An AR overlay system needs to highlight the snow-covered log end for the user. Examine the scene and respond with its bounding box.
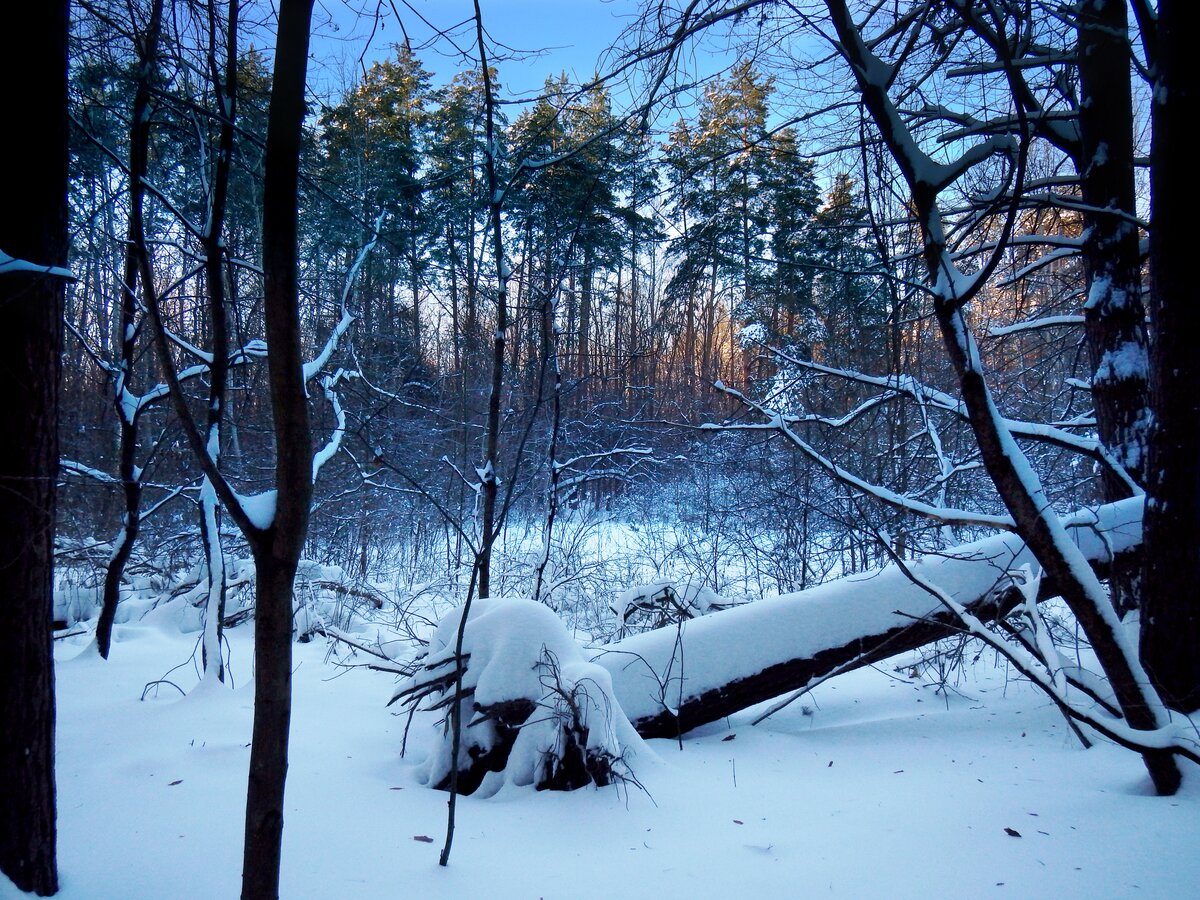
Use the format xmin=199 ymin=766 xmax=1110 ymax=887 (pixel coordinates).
xmin=392 ymin=598 xmax=648 ymax=797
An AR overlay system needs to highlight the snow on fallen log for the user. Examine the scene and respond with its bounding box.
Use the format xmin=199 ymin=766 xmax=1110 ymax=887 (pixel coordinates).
xmin=593 ymin=497 xmax=1143 ymax=739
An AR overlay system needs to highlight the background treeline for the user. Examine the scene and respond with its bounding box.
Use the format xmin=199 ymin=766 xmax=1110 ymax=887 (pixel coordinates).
xmin=60 ymin=3 xmax=1100 ymax=613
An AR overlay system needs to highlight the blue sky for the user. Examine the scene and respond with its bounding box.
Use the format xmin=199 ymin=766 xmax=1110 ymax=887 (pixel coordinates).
xmin=312 ymin=0 xmax=647 ymax=101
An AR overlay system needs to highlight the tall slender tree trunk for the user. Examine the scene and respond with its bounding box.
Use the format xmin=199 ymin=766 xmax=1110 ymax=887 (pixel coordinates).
xmin=241 ymin=1 xmax=315 ymax=896
xmin=96 ymin=0 xmax=164 ymax=659
xmin=476 ymin=120 xmax=508 ymax=600
xmin=0 ymin=1 xmax=68 ymax=893
xmin=578 ymin=258 xmax=593 ymax=393
xmin=409 ymin=221 xmax=422 ymax=358
xmin=199 ymin=0 xmax=240 ymax=683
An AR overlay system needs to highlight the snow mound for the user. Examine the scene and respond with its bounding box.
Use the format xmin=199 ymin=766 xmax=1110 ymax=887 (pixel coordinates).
xmin=393 ymin=598 xmax=647 ymax=796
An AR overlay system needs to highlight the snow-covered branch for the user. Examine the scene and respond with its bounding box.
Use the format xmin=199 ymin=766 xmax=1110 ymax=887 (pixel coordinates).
xmin=0 ymin=248 xmax=74 ymax=280
xmin=988 ymin=314 xmax=1085 ymax=337
xmin=312 ymin=372 xmax=349 ymax=483
xmin=754 ymin=342 xmax=1137 ymax=495
xmin=303 ymin=212 xmax=383 ymax=382
xmin=712 ymin=379 xmax=1017 ymax=531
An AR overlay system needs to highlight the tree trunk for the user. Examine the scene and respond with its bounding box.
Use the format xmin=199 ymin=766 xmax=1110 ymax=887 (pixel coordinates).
xmin=96 ymin=0 xmax=163 ymax=659
xmin=475 ymin=64 xmax=509 ymax=601
xmin=198 ymin=0 xmax=239 ymax=683
xmin=241 ymin=2 xmax=315 ymax=897
xmin=0 ymin=1 xmax=67 ymax=893
xmin=578 ymin=260 xmax=593 ymax=395
xmin=240 ymin=548 xmax=300 ymax=900
xmin=199 ymin=482 xmax=227 ymax=682
xmin=96 ymin=474 xmax=139 ymax=658
xmin=1075 ymin=0 xmax=1149 ymax=616
xmin=596 ymin=500 xmax=1142 ymax=738
xmin=1141 ymin=0 xmax=1200 ymax=713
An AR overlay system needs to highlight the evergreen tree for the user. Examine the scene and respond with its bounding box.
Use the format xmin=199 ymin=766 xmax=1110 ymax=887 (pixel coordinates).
xmin=761 ymin=128 xmax=821 ymax=348
xmin=810 ymin=173 xmax=883 ymax=368
xmin=317 ymin=44 xmax=433 ymax=376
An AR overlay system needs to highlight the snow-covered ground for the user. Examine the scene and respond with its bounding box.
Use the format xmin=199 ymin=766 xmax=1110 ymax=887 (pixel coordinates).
xmin=7 ymin=616 xmax=1199 ymax=899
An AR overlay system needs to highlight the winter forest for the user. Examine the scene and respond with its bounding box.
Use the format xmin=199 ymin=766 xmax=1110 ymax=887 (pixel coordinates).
xmin=2 ymin=0 xmax=1198 ymax=897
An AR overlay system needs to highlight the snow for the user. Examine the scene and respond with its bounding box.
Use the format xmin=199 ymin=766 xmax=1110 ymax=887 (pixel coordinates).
xmin=0 ymin=248 xmax=74 ymax=279
xmin=1094 ymin=341 xmax=1149 ymax=385
xmin=988 ymin=314 xmax=1084 ymax=337
xmin=431 ymin=599 xmax=584 ymax=710
xmin=11 ymin=616 xmax=1199 ymax=900
xmin=311 ymin=375 xmax=346 ymax=482
xmin=1084 ymin=274 xmax=1110 ymax=310
xmin=235 ymin=489 xmax=277 ymax=531
xmin=397 ymin=598 xmax=646 ymax=794
xmin=738 ymin=322 xmax=768 ymax=348
xmin=933 ymin=258 xmax=979 ymax=304
xmin=596 ymin=498 xmax=1144 ymax=726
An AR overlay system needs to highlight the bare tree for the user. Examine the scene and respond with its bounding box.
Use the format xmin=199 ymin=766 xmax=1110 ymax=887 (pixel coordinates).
xmin=123 ymin=0 xmax=316 ymax=894
xmin=92 ymin=0 xmax=165 ymax=661
xmin=237 ymin=5 xmax=315 ymax=892
xmin=618 ymin=0 xmax=1184 ymax=792
xmin=822 ymin=0 xmax=1179 ymax=793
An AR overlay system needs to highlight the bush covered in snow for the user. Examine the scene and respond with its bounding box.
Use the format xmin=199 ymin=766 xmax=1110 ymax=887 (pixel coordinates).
xmin=610 ymin=579 xmax=737 ymax=638
xmin=393 ymin=598 xmax=647 ymax=796
xmin=52 ymin=552 xmax=393 ymax=640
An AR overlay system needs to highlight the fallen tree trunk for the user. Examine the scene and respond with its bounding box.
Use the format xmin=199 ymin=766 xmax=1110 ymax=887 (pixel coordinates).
xmin=593 ymin=498 xmax=1143 ymax=740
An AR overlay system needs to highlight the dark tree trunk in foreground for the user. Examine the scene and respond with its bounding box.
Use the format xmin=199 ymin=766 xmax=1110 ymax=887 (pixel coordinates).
xmin=1076 ymin=0 xmax=1148 ymax=493
xmin=475 ymin=29 xmax=508 ymax=602
xmin=1142 ymin=0 xmax=1200 ymax=713
xmin=240 ymin=2 xmax=315 ymax=898
xmin=0 ymin=1 xmax=68 ymax=894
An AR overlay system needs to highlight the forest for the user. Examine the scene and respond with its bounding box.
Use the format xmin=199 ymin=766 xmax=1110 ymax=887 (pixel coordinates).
xmin=1 ymin=1 xmax=1197 ymax=898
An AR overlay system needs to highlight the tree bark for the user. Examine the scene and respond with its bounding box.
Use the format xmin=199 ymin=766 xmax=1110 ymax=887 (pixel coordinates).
xmin=0 ymin=1 xmax=68 ymax=893
xmin=1141 ymin=0 xmax=1200 ymax=713
xmin=1076 ymin=0 xmax=1148 ymax=491
xmin=1075 ymin=0 xmax=1149 ymax=616
xmin=241 ymin=1 xmax=315 ymax=897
